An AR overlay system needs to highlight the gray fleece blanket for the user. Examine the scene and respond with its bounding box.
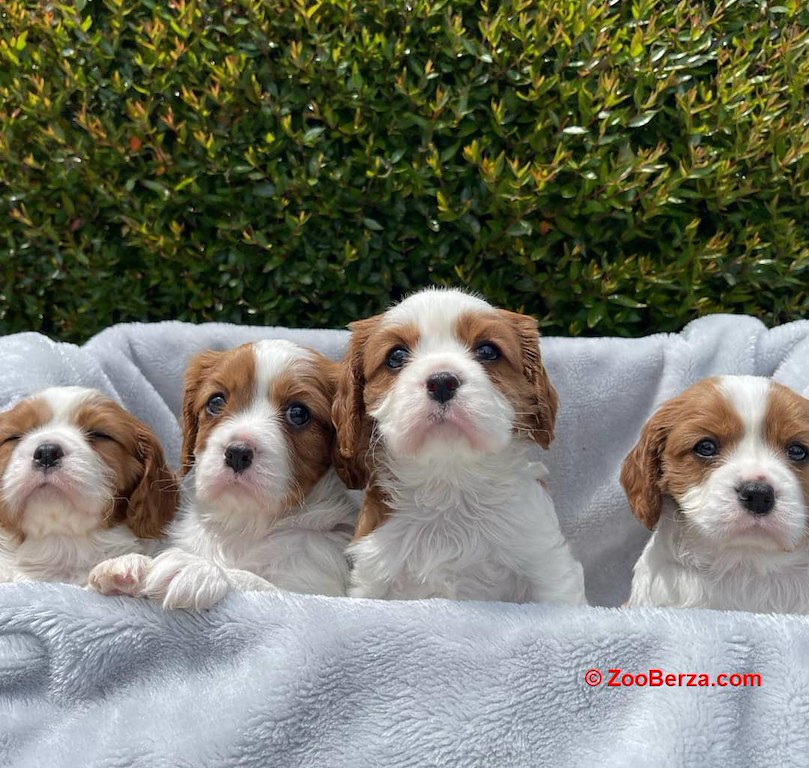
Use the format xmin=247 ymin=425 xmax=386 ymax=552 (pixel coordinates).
xmin=2 ymin=314 xmax=809 ymax=767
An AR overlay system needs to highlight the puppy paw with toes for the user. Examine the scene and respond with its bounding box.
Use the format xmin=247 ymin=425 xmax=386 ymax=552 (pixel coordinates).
xmin=88 ymin=554 xmax=152 ymax=596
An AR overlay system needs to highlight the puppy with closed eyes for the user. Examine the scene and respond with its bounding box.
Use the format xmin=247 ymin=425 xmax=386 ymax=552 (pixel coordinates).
xmin=90 ymin=339 xmax=356 ymax=609
xmin=333 ymin=288 xmax=586 ymax=604
xmin=623 ymin=375 xmax=809 ymax=613
xmin=0 ymin=387 xmax=178 ymax=585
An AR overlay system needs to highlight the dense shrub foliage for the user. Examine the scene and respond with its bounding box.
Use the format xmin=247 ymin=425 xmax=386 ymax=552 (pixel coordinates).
xmin=1 ymin=0 xmax=808 ymax=342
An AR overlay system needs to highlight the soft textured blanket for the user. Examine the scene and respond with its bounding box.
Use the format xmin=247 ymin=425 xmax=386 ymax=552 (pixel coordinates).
xmin=1 ymin=314 xmax=809 ymax=766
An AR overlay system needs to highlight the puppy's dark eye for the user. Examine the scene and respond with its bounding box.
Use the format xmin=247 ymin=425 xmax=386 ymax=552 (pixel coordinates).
xmin=386 ymin=346 xmax=410 ymax=370
xmin=1 ymin=435 xmax=21 ymax=447
xmin=788 ymin=443 xmax=808 ymax=462
xmin=286 ymin=403 xmax=310 ymax=427
xmin=694 ymin=439 xmax=719 ymax=458
xmin=475 ymin=342 xmax=501 ymax=362
xmin=206 ymin=393 xmax=227 ymax=416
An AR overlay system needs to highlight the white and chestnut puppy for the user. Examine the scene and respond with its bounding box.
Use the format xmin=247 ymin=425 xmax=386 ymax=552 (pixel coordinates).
xmin=333 ymin=288 xmax=586 ymax=603
xmin=623 ymin=375 xmax=809 ymax=613
xmin=90 ymin=339 xmax=356 ymax=609
xmin=0 ymin=387 xmax=178 ymax=585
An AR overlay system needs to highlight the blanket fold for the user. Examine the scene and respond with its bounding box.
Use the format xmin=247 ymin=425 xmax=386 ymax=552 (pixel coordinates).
xmin=1 ymin=584 xmax=807 ymax=767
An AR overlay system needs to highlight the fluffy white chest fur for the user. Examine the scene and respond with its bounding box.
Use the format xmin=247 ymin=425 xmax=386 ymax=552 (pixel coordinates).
xmin=0 ymin=526 xmax=154 ymax=586
xmin=349 ymin=447 xmax=586 ymax=603
xmin=167 ymin=469 xmax=356 ymax=597
xmin=630 ymin=511 xmax=809 ymax=613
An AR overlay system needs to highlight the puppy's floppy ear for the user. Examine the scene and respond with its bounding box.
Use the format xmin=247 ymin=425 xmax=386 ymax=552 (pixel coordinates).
xmin=125 ymin=422 xmax=180 ymax=539
xmin=310 ymin=353 xmax=344 ymax=473
xmin=500 ymin=309 xmax=559 ymax=449
xmin=180 ymin=350 xmax=222 ymax=476
xmin=0 ymin=404 xmax=24 ymax=539
xmin=620 ymin=406 xmax=673 ymax=530
xmin=353 ymin=485 xmax=392 ymax=541
xmin=331 ymin=316 xmax=379 ymax=490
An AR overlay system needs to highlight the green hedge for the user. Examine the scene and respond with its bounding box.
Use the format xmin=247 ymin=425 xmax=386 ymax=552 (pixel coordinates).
xmin=1 ymin=0 xmax=808 ymax=342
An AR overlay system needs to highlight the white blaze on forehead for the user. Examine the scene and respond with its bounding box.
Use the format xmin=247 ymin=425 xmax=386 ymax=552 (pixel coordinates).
xmin=383 ymin=289 xmax=494 ymax=328
xmin=37 ymin=387 xmax=105 ymax=424
xmin=382 ymin=289 xmax=497 ymax=352
xmin=717 ymin=375 xmax=772 ymax=445
xmin=251 ymin=339 xmax=314 ymax=402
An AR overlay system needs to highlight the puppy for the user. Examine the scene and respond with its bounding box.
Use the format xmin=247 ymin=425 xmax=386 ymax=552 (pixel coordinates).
xmin=622 ymin=375 xmax=809 ymax=612
xmin=0 ymin=387 xmax=178 ymax=585
xmin=333 ymin=288 xmax=586 ymax=603
xmin=90 ymin=339 xmax=356 ymax=609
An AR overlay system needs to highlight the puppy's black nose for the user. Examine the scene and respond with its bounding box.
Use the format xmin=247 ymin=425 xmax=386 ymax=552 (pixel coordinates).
xmin=426 ymin=372 xmax=461 ymax=404
xmin=738 ymin=482 xmax=775 ymax=516
xmin=33 ymin=443 xmax=64 ymax=469
xmin=224 ymin=443 xmax=254 ymax=474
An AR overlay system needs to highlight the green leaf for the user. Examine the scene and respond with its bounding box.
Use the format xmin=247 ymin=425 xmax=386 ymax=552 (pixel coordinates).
xmin=253 ymin=182 xmax=276 ymax=198
xmin=627 ymin=111 xmax=657 ymax=128
xmin=140 ymin=180 xmax=170 ymax=198
xmin=302 ymin=126 xmax=326 ymax=144
xmin=506 ymin=220 xmax=533 ymax=237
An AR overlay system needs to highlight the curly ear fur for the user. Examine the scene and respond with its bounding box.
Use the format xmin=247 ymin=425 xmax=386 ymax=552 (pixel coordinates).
xmin=620 ymin=407 xmax=673 ymax=530
xmin=180 ymin=350 xmax=222 ymax=476
xmin=123 ymin=422 xmax=180 ymax=539
xmin=500 ymin=310 xmax=559 ymax=449
xmin=353 ymin=484 xmax=392 ymax=541
xmin=331 ymin=317 xmax=380 ymax=490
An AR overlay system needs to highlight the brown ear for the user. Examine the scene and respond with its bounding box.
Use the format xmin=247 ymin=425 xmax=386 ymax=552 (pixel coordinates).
xmin=619 ymin=407 xmax=672 ymax=530
xmin=125 ymin=423 xmax=180 ymax=539
xmin=0 ymin=406 xmax=24 ymax=539
xmin=501 ymin=310 xmax=559 ymax=449
xmin=353 ymin=484 xmax=392 ymax=541
xmin=311 ymin=354 xmax=350 ymax=487
xmin=331 ymin=316 xmax=379 ymax=490
xmin=180 ymin=350 xmax=221 ymax=475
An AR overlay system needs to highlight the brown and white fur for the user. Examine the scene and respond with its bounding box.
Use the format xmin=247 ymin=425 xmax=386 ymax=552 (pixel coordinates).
xmin=90 ymin=339 xmax=356 ymax=609
xmin=0 ymin=386 xmax=178 ymax=585
xmin=622 ymin=375 xmax=809 ymax=613
xmin=333 ymin=288 xmax=586 ymax=604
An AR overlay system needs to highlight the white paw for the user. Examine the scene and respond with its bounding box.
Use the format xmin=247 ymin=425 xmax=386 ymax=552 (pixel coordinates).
xmin=142 ymin=550 xmax=230 ymax=611
xmin=88 ymin=554 xmax=152 ymax=596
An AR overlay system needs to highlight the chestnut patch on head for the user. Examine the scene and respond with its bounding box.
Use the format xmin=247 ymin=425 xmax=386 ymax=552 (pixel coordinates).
xmin=455 ymin=309 xmax=558 ymax=448
xmin=181 ymin=345 xmax=257 ymax=474
xmin=361 ymin=322 xmax=421 ymax=414
xmin=658 ymin=386 xmax=744 ymax=501
xmin=0 ymin=397 xmax=53 ymax=535
xmin=74 ymin=396 xmax=179 ymax=538
xmin=332 ymin=316 xmax=421 ymax=489
xmin=620 ymin=378 xmax=744 ymax=529
xmin=76 ymin=401 xmax=145 ymax=499
xmin=766 ymin=382 xmax=809 ymax=503
xmin=271 ymin=353 xmax=339 ymax=506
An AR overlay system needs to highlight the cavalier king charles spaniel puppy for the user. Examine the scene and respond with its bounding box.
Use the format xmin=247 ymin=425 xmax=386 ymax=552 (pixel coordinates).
xmin=622 ymin=375 xmax=809 ymax=613
xmin=332 ymin=288 xmax=586 ymax=604
xmin=90 ymin=339 xmax=356 ymax=609
xmin=0 ymin=387 xmax=178 ymax=585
